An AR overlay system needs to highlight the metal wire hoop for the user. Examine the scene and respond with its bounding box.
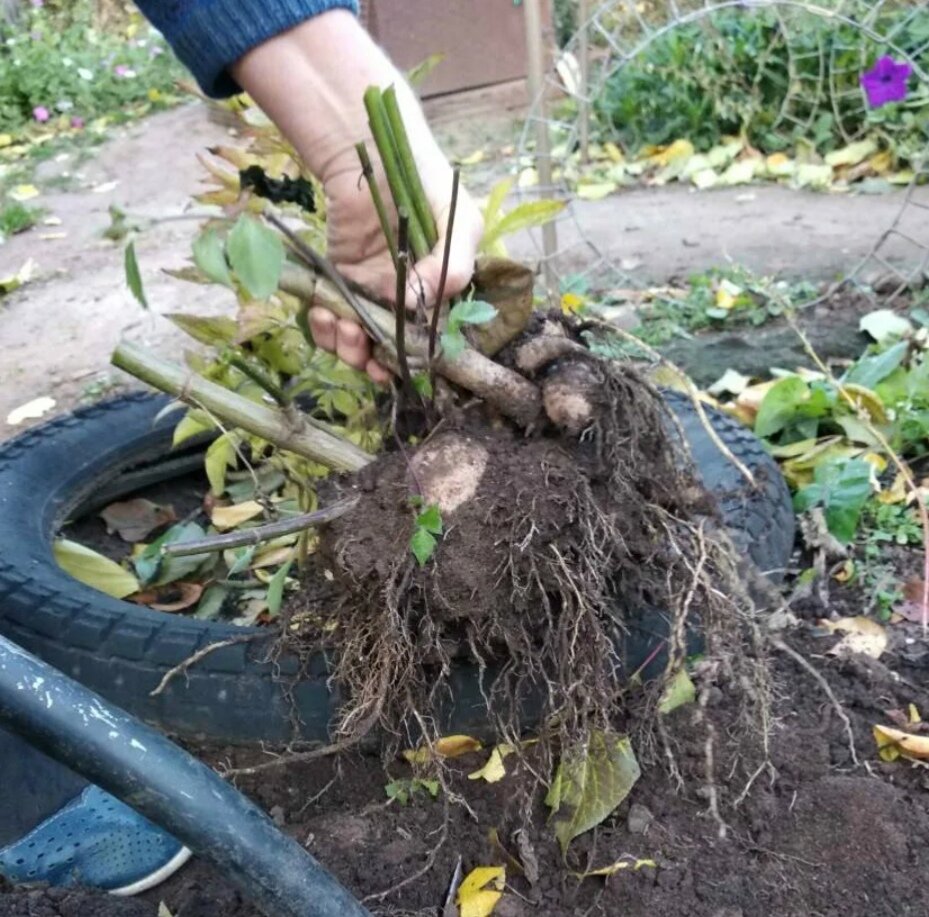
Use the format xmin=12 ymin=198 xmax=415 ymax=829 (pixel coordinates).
xmin=517 ymin=0 xmax=929 ymax=305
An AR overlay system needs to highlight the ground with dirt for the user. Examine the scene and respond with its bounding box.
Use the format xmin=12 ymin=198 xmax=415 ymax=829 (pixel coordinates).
xmin=2 ymin=616 xmax=929 ymax=917
xmin=3 ymin=99 xmax=927 ymax=439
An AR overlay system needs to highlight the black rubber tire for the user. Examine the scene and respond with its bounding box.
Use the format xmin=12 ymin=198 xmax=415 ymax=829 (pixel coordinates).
xmin=0 ymin=393 xmax=794 ymax=745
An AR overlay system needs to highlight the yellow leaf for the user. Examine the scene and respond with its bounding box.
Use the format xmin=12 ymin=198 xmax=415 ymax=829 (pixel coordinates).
xmin=715 ymin=279 xmax=743 ymax=310
xmin=874 ymin=724 xmax=929 ymax=762
xmin=468 ymin=745 xmax=516 ymax=783
xmin=818 ymin=616 xmax=887 ymax=659
xmin=0 ymin=133 xmax=12 ymax=148
xmin=148 ymin=88 xmax=162 ymax=103
xmin=648 ymin=139 xmax=693 ymax=167
xmin=561 ymin=292 xmax=585 ymax=315
xmin=603 ymin=141 xmax=625 ymax=163
xmin=6 ymin=396 xmax=55 ymax=426
xmin=878 ymin=471 xmax=909 ymax=505
xmin=909 ymin=704 xmax=922 ymax=725
xmin=402 ymin=734 xmax=483 ymax=765
xmin=825 ymin=138 xmax=878 ymax=168
xmin=691 ymin=168 xmax=719 ymax=190
xmin=658 ymin=669 xmax=695 ymax=714
xmin=54 ymin=539 xmax=141 ymax=600
xmin=575 ymin=857 xmax=657 ymax=878
xmin=9 ymin=184 xmax=40 ymax=202
xmin=719 ymin=158 xmax=758 ymax=186
xmin=457 ymin=866 xmax=505 ymax=917
xmin=211 ymin=501 xmax=264 ymax=531
xmin=458 ymin=149 xmax=486 ymax=166
xmin=794 ymin=163 xmax=833 ymax=189
xmin=841 ymin=383 xmax=888 ymax=424
xmin=707 ymin=368 xmax=753 ymax=397
xmin=833 ymin=559 xmax=855 ymax=583
xmin=765 ymin=152 xmax=795 ymax=177
xmin=576 ymin=181 xmax=617 ymax=201
xmin=869 ymin=150 xmax=893 ymax=175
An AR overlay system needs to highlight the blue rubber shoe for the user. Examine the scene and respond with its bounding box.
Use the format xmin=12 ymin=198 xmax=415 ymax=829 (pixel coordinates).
xmin=0 ymin=785 xmax=191 ymax=896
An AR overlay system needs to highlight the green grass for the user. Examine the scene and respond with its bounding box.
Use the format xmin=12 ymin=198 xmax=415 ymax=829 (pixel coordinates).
xmin=0 ymin=200 xmax=41 ymax=238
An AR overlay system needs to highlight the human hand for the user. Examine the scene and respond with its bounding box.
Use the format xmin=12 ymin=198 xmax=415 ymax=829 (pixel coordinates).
xmin=232 ymin=11 xmax=483 ymax=383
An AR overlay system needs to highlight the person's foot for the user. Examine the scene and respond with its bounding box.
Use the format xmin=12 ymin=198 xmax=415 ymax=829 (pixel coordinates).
xmin=0 ymin=785 xmax=191 ymax=896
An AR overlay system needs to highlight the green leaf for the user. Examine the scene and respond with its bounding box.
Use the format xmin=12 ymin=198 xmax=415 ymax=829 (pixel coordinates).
xmin=482 ymin=177 xmax=515 ymax=235
xmin=416 ymin=505 xmax=443 ymax=536
xmin=124 ymin=242 xmax=147 ymax=309
xmin=755 ymin=376 xmax=810 ymax=438
xmin=418 ymin=778 xmax=440 ymax=798
xmin=481 ymin=199 xmax=566 ymax=253
xmin=411 ymin=527 xmax=438 ymax=567
xmin=133 ymin=522 xmax=211 ymax=587
xmin=205 ymin=432 xmax=237 ymax=495
xmin=194 ymin=585 xmax=228 ymax=620
xmin=845 ymin=341 xmax=909 ymax=390
xmin=266 ymin=559 xmax=294 ymax=617
xmin=794 ymin=458 xmax=873 ymax=544
xmin=172 ymin=410 xmax=213 ymax=447
xmin=226 ymin=215 xmax=284 ymax=300
xmin=384 ymin=780 xmax=410 ymax=805
xmin=658 ymin=669 xmax=696 ymax=714
xmin=440 ymin=329 xmax=467 ymax=360
xmin=166 ymin=314 xmax=238 ymax=347
xmin=407 ymin=52 xmax=446 ymax=87
xmin=227 ymin=545 xmax=257 ymax=577
xmin=192 ymin=228 xmax=233 ymax=287
xmin=54 ymin=539 xmax=140 ymax=599
xmin=412 ymin=372 xmax=433 ymax=399
xmin=448 ymin=299 xmax=499 ymax=332
xmin=546 ymin=730 xmax=641 ymax=854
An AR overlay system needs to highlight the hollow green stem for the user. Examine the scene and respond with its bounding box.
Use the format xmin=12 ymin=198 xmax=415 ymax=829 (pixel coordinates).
xmin=355 ymin=141 xmax=398 ymax=268
xmin=382 ymin=85 xmax=438 ymax=251
xmin=363 ymin=86 xmax=429 ymax=260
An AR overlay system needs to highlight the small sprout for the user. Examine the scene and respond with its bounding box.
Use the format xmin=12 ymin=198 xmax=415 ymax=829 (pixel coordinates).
xmin=440 ymin=299 xmax=498 ymax=359
xmin=410 ymin=502 xmax=443 ymax=567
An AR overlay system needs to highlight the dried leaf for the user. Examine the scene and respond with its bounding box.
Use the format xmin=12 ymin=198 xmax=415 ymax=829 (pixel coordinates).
xmin=9 ymin=184 xmax=40 ymax=202
xmin=708 ymin=368 xmax=752 ymax=397
xmin=874 ymin=724 xmax=929 ymax=762
xmin=574 ymin=856 xmax=657 ymax=878
xmin=100 ymin=499 xmax=177 ymax=542
xmin=6 ymin=396 xmax=55 ymax=426
xmin=404 ymin=734 xmax=483 ymax=765
xmin=456 ymin=866 xmax=505 ymax=917
xmin=469 ymin=745 xmax=516 ymax=783
xmin=575 ymin=181 xmax=617 ymax=201
xmin=54 ymin=539 xmax=140 ymax=599
xmin=825 ymin=138 xmax=878 ymax=168
xmin=211 ymin=500 xmax=264 ymax=531
xmin=817 ymin=616 xmax=887 ymax=659
xmin=546 ymin=730 xmax=640 ymax=853
xmin=133 ymin=582 xmax=204 ymax=613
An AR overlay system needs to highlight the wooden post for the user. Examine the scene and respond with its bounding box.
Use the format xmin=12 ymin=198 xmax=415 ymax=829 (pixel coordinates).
xmin=524 ymin=0 xmax=559 ymax=304
xmin=578 ymin=0 xmax=590 ymax=163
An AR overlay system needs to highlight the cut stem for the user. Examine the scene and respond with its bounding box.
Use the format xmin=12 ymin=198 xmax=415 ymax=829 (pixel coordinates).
xmin=382 ymin=85 xmax=438 ymax=250
xmin=112 ymin=341 xmax=372 ymax=472
xmin=355 ymin=141 xmax=398 ymax=268
xmin=429 ymin=166 xmax=460 ymax=373
xmin=363 ymin=86 xmax=429 ymax=260
xmin=394 ymin=211 xmax=414 ymax=394
xmin=163 ymin=496 xmax=360 ymax=556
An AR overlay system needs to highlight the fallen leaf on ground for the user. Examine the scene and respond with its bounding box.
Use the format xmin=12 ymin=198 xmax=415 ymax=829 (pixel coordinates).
xmin=403 ymin=734 xmax=483 ymax=765
xmin=658 ymin=669 xmax=696 ymax=714
xmin=54 ymin=539 xmax=140 ymax=599
xmin=546 ymin=729 xmax=641 ymax=853
xmin=211 ymin=500 xmax=264 ymax=531
xmin=132 ymin=582 xmax=204 ymax=613
xmin=860 ymin=309 xmax=913 ymax=344
xmin=895 ymin=580 xmax=928 ymax=623
xmin=100 ymin=499 xmax=177 ymax=542
xmin=874 ymin=724 xmax=929 ymax=762
xmin=469 ymin=745 xmax=516 ymax=783
xmin=456 ymin=866 xmax=505 ymax=917
xmin=0 ymin=258 xmax=38 ymax=296
xmin=486 ymin=829 xmax=524 ymax=877
xmin=574 ymin=856 xmax=657 ymax=878
xmin=9 ymin=184 xmax=40 ymax=201
xmin=817 ymin=616 xmax=887 ymax=659
xmin=6 ymin=396 xmax=55 ymax=426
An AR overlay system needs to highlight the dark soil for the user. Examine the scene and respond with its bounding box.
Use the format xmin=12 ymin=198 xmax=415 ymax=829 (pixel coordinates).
xmin=3 ymin=612 xmax=929 ymax=917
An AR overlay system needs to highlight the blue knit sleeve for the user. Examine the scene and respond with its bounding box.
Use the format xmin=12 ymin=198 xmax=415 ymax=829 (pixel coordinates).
xmin=136 ymin=0 xmax=360 ymax=98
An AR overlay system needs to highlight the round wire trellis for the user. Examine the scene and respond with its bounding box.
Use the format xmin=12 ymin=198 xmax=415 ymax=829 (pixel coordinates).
xmin=517 ymin=0 xmax=929 ymax=304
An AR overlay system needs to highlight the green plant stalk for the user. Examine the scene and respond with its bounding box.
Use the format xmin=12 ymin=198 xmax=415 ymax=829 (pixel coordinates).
xmin=355 ymin=141 xmax=398 ymax=267
xmin=429 ymin=167 xmax=460 ymax=377
xmin=382 ymin=85 xmax=438 ymax=250
xmin=363 ymin=86 xmax=429 ymax=260
xmin=228 ymin=354 xmax=289 ymax=406
xmin=112 ymin=341 xmax=372 ymax=473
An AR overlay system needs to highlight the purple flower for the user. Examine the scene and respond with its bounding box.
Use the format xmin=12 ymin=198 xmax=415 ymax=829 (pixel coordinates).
xmin=114 ymin=64 xmax=137 ymax=78
xmin=30 ymin=0 xmax=44 ymax=6
xmin=861 ymin=56 xmax=912 ymax=108
xmin=70 ymin=116 xmax=84 ymax=129
xmin=32 ymin=106 xmax=50 ymax=122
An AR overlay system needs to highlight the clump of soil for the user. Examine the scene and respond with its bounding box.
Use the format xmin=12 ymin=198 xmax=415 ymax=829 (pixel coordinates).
xmin=285 ymin=357 xmax=769 ymax=774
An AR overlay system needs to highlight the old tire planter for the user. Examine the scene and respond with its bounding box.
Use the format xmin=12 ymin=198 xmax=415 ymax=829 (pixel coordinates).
xmin=0 ymin=392 xmax=793 ymax=745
